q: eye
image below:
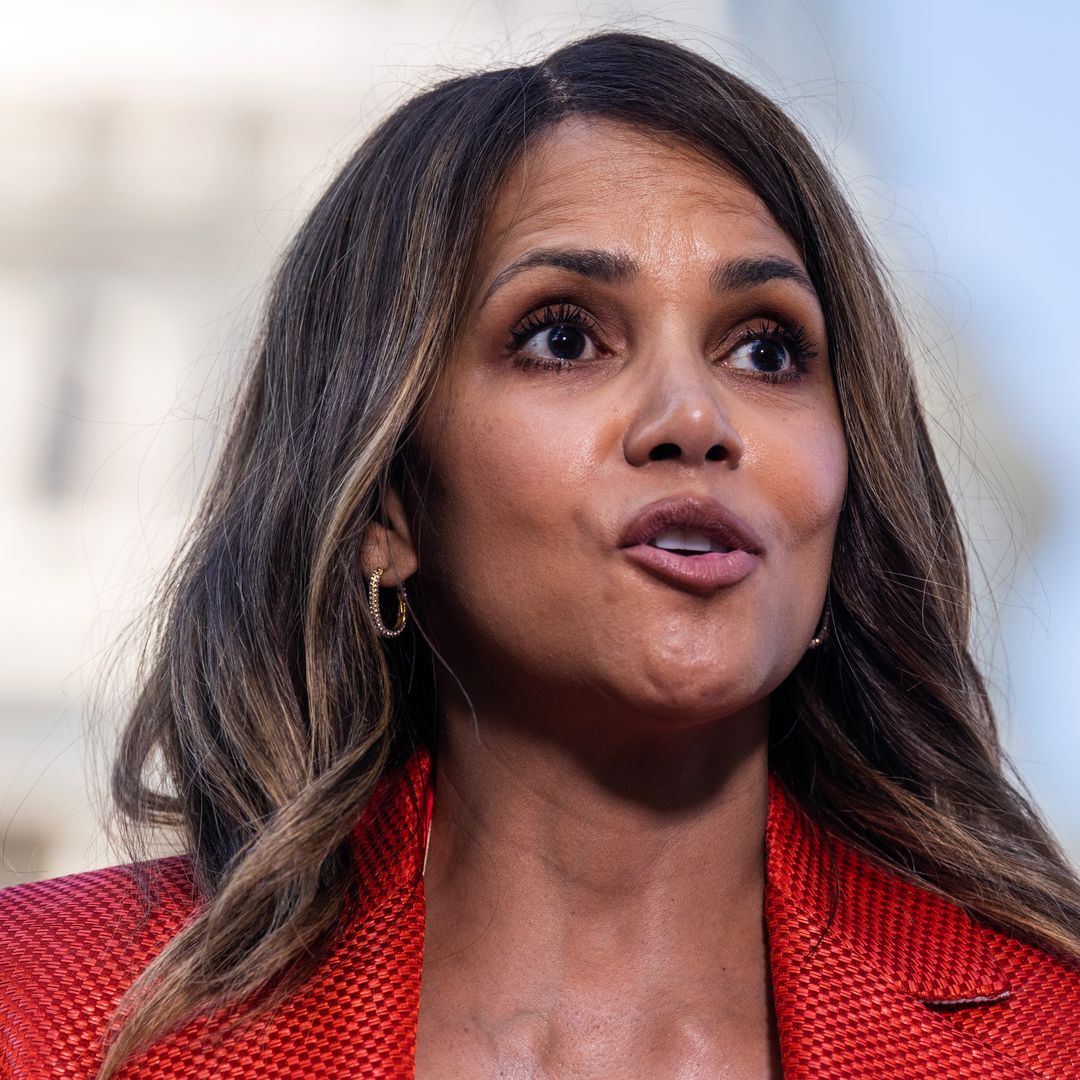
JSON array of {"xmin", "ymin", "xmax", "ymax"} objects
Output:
[
  {"xmin": 523, "ymin": 323, "xmax": 593, "ymax": 362},
  {"xmin": 730, "ymin": 336, "xmax": 792, "ymax": 374},
  {"xmin": 509, "ymin": 302, "xmax": 601, "ymax": 369},
  {"xmin": 726, "ymin": 319, "xmax": 816, "ymax": 382}
]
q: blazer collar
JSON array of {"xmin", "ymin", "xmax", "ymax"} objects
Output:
[
  {"xmin": 351, "ymin": 752, "xmax": 1027, "ymax": 1077},
  {"xmin": 359, "ymin": 750, "xmax": 1009, "ymax": 1006},
  {"xmin": 353, "ymin": 751, "xmax": 1014, "ymax": 1008},
  {"xmin": 764, "ymin": 775, "xmax": 1010, "ymax": 1006},
  {"xmin": 764, "ymin": 777, "xmax": 1034, "ymax": 1079},
  {"xmin": 350, "ymin": 745, "xmax": 433, "ymax": 906}
]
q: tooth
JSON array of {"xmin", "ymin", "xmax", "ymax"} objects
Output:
[{"xmin": 653, "ymin": 529, "xmax": 712, "ymax": 553}]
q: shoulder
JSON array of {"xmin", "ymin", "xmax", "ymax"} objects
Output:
[
  {"xmin": 766, "ymin": 778, "xmax": 1080, "ymax": 1077},
  {"xmin": 0, "ymin": 856, "xmax": 199, "ymax": 968},
  {"xmin": 0, "ymin": 857, "xmax": 200, "ymax": 1078}
]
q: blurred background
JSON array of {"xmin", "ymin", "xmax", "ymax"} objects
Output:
[{"xmin": 2, "ymin": 0, "xmax": 1078, "ymax": 883}]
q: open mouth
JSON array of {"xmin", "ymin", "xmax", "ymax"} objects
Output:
[
  {"xmin": 647, "ymin": 528, "xmax": 733, "ymax": 557},
  {"xmin": 619, "ymin": 496, "xmax": 762, "ymax": 593}
]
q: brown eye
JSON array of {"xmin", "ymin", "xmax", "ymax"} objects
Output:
[
  {"xmin": 724, "ymin": 318, "xmax": 817, "ymax": 382},
  {"xmin": 510, "ymin": 303, "xmax": 602, "ymax": 367},
  {"xmin": 528, "ymin": 324, "xmax": 589, "ymax": 361},
  {"xmin": 730, "ymin": 336, "xmax": 792, "ymax": 374}
]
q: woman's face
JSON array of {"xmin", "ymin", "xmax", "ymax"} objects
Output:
[{"xmin": 406, "ymin": 117, "xmax": 847, "ymax": 736}]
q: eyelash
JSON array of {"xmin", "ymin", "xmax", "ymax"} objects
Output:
[
  {"xmin": 729, "ymin": 318, "xmax": 818, "ymax": 384},
  {"xmin": 506, "ymin": 301, "xmax": 818, "ymax": 381},
  {"xmin": 507, "ymin": 302, "xmax": 600, "ymax": 372}
]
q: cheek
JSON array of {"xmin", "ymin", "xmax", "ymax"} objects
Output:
[
  {"xmin": 414, "ymin": 386, "xmax": 597, "ymax": 606},
  {"xmin": 412, "ymin": 388, "xmax": 618, "ymax": 700},
  {"xmin": 452, "ymin": 413, "xmax": 588, "ymax": 537},
  {"xmin": 747, "ymin": 408, "xmax": 847, "ymax": 552}
]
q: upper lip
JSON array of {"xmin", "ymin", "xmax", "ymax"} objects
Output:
[{"xmin": 619, "ymin": 495, "xmax": 764, "ymax": 554}]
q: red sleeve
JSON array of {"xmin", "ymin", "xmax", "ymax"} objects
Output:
[{"xmin": 0, "ymin": 858, "xmax": 198, "ymax": 1079}]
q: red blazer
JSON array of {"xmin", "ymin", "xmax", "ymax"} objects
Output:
[{"xmin": 2, "ymin": 749, "xmax": 1078, "ymax": 1078}]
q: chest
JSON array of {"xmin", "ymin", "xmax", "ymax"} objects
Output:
[{"xmin": 413, "ymin": 960, "xmax": 783, "ymax": 1080}]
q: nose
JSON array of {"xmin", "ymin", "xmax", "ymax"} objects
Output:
[{"xmin": 622, "ymin": 349, "xmax": 745, "ymax": 469}]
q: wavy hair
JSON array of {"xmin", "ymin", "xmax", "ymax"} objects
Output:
[{"xmin": 102, "ymin": 30, "xmax": 1080, "ymax": 1077}]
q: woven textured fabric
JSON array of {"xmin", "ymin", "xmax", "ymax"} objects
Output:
[
  {"xmin": 2, "ymin": 751, "xmax": 1079, "ymax": 1078},
  {"xmin": 765, "ymin": 778, "xmax": 1080, "ymax": 1077},
  {"xmin": 0, "ymin": 754, "xmax": 430, "ymax": 1079}
]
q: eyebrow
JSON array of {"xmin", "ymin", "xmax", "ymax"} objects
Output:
[
  {"xmin": 481, "ymin": 248, "xmax": 637, "ymax": 306},
  {"xmin": 480, "ymin": 247, "xmax": 818, "ymax": 306},
  {"xmin": 711, "ymin": 255, "xmax": 816, "ymax": 299}
]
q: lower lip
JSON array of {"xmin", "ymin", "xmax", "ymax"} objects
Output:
[{"xmin": 622, "ymin": 544, "xmax": 759, "ymax": 593}]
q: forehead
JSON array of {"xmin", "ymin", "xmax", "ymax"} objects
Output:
[{"xmin": 476, "ymin": 116, "xmax": 804, "ymax": 280}]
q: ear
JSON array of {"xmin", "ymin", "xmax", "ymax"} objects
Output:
[{"xmin": 361, "ymin": 484, "xmax": 419, "ymax": 587}]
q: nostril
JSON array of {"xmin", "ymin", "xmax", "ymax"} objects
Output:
[
  {"xmin": 649, "ymin": 443, "xmax": 681, "ymax": 461},
  {"xmin": 705, "ymin": 444, "xmax": 727, "ymax": 462}
]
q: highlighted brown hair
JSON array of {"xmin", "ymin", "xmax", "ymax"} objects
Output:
[{"xmin": 103, "ymin": 31, "xmax": 1080, "ymax": 1076}]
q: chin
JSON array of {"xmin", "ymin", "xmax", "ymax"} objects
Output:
[{"xmin": 613, "ymin": 656, "xmax": 775, "ymax": 727}]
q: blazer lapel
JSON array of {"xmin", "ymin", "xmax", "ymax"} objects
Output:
[
  {"xmin": 338, "ymin": 746, "xmax": 433, "ymax": 1076},
  {"xmin": 764, "ymin": 777, "xmax": 1037, "ymax": 1078},
  {"xmin": 362, "ymin": 756, "xmax": 1047, "ymax": 1078}
]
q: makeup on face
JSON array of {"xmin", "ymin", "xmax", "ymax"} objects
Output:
[{"xmin": 411, "ymin": 117, "xmax": 846, "ymax": 727}]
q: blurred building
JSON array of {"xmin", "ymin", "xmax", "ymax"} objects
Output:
[{"xmin": 2, "ymin": 0, "xmax": 1074, "ymax": 886}]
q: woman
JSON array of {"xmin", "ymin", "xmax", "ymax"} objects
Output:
[{"xmin": 2, "ymin": 31, "xmax": 1079, "ymax": 1079}]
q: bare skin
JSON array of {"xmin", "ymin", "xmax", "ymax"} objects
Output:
[{"xmin": 364, "ymin": 117, "xmax": 847, "ymax": 1078}]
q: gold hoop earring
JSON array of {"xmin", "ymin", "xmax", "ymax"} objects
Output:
[
  {"xmin": 807, "ymin": 603, "xmax": 831, "ymax": 650},
  {"xmin": 368, "ymin": 568, "xmax": 408, "ymax": 638}
]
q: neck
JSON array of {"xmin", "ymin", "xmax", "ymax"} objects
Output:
[{"xmin": 422, "ymin": 696, "xmax": 771, "ymax": 993}]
